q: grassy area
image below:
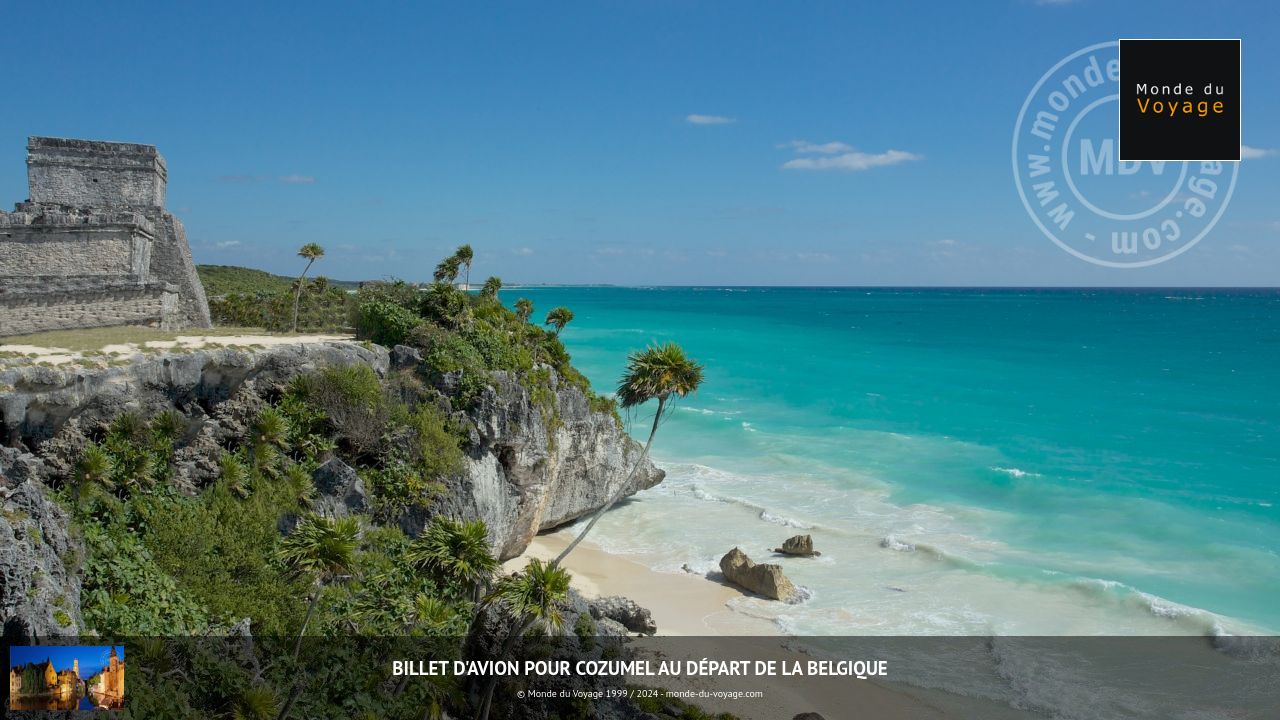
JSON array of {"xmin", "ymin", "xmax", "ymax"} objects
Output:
[
  {"xmin": 198, "ymin": 264, "xmax": 360, "ymax": 297},
  {"xmin": 0, "ymin": 326, "xmax": 276, "ymax": 352}
]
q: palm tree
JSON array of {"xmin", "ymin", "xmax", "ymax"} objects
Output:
[
  {"xmin": 480, "ymin": 276, "xmax": 502, "ymax": 300},
  {"xmin": 291, "ymin": 243, "xmax": 325, "ymax": 333},
  {"xmin": 544, "ymin": 307, "xmax": 574, "ymax": 336},
  {"xmin": 514, "ymin": 298, "xmax": 533, "ymax": 322},
  {"xmin": 275, "ymin": 514, "xmax": 360, "ymax": 720},
  {"xmin": 232, "ymin": 685, "xmax": 280, "ymax": 720},
  {"xmin": 475, "ymin": 559, "xmax": 571, "ymax": 720},
  {"xmin": 455, "ymin": 244, "xmax": 474, "ymax": 292},
  {"xmin": 433, "ymin": 256, "xmax": 461, "ymax": 284},
  {"xmin": 407, "ymin": 516, "xmax": 498, "ymax": 605},
  {"xmin": 277, "ymin": 514, "xmax": 360, "ymax": 655},
  {"xmin": 555, "ymin": 342, "xmax": 703, "ymax": 563}
]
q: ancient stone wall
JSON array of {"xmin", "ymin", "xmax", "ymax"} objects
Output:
[
  {"xmin": 27, "ymin": 136, "xmax": 166, "ymax": 208},
  {"xmin": 0, "ymin": 137, "xmax": 210, "ymax": 337},
  {"xmin": 0, "ymin": 284, "xmax": 176, "ymax": 336},
  {"xmin": 0, "ymin": 212, "xmax": 155, "ymax": 280}
]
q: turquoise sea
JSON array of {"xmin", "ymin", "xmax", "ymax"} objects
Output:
[{"xmin": 512, "ymin": 287, "xmax": 1280, "ymax": 637}]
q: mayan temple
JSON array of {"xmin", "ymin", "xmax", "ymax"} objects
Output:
[{"xmin": 0, "ymin": 136, "xmax": 211, "ymax": 336}]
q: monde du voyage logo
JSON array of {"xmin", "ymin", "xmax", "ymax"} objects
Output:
[{"xmin": 1012, "ymin": 40, "xmax": 1241, "ymax": 268}]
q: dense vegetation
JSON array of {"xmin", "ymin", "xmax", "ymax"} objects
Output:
[
  {"xmin": 51, "ymin": 247, "xmax": 709, "ymax": 719},
  {"xmin": 197, "ymin": 265, "xmax": 359, "ymax": 296}
]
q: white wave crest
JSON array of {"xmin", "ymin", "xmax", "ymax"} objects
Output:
[
  {"xmin": 880, "ymin": 535, "xmax": 915, "ymax": 551},
  {"xmin": 760, "ymin": 511, "xmax": 814, "ymax": 529},
  {"xmin": 991, "ymin": 466, "xmax": 1040, "ymax": 478}
]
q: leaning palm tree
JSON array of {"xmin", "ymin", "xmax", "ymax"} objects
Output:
[
  {"xmin": 475, "ymin": 559, "xmax": 571, "ymax": 720},
  {"xmin": 514, "ymin": 298, "xmax": 533, "ymax": 322},
  {"xmin": 480, "ymin": 276, "xmax": 502, "ymax": 300},
  {"xmin": 544, "ymin": 306, "xmax": 574, "ymax": 336},
  {"xmin": 455, "ymin": 244, "xmax": 474, "ymax": 291},
  {"xmin": 291, "ymin": 243, "xmax": 325, "ymax": 332},
  {"xmin": 555, "ymin": 342, "xmax": 703, "ymax": 563},
  {"xmin": 407, "ymin": 516, "xmax": 498, "ymax": 605},
  {"xmin": 433, "ymin": 255, "xmax": 462, "ymax": 284}
]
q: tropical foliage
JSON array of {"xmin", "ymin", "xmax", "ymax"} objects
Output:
[{"xmin": 59, "ymin": 246, "xmax": 709, "ymax": 719}]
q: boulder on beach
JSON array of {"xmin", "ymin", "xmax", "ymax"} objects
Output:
[
  {"xmin": 774, "ymin": 533, "xmax": 820, "ymax": 557},
  {"xmin": 719, "ymin": 547, "xmax": 798, "ymax": 602},
  {"xmin": 589, "ymin": 595, "xmax": 658, "ymax": 635},
  {"xmin": 793, "ymin": 714, "xmax": 826, "ymax": 720}
]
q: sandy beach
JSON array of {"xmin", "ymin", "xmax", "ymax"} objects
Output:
[{"xmin": 506, "ymin": 528, "xmax": 968, "ymax": 720}]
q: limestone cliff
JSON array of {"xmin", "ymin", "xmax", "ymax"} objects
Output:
[
  {"xmin": 434, "ymin": 367, "xmax": 663, "ymax": 560},
  {"xmin": 0, "ymin": 340, "xmax": 662, "ymax": 637}
]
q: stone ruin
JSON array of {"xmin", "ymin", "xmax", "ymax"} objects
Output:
[{"xmin": 0, "ymin": 136, "xmax": 211, "ymax": 337}]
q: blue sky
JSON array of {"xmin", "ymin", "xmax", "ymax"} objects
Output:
[
  {"xmin": 9, "ymin": 645, "xmax": 123, "ymax": 678},
  {"xmin": 1, "ymin": 1, "xmax": 1276, "ymax": 285}
]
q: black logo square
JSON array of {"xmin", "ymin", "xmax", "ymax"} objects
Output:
[{"xmin": 1119, "ymin": 39, "xmax": 1240, "ymax": 161}]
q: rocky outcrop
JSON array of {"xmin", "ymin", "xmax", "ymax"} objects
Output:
[
  {"xmin": 774, "ymin": 534, "xmax": 820, "ymax": 557},
  {"xmin": 589, "ymin": 595, "xmax": 657, "ymax": 635},
  {"xmin": 1, "ymin": 341, "xmax": 662, "ymax": 563},
  {"xmin": 0, "ymin": 341, "xmax": 389, "ymax": 447},
  {"xmin": 433, "ymin": 368, "xmax": 663, "ymax": 559},
  {"xmin": 0, "ymin": 462, "xmax": 84, "ymax": 640},
  {"xmin": 389, "ymin": 344, "xmax": 423, "ymax": 370},
  {"xmin": 719, "ymin": 547, "xmax": 798, "ymax": 602},
  {"xmin": 311, "ymin": 456, "xmax": 369, "ymax": 519}
]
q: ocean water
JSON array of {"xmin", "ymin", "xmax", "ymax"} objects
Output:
[{"xmin": 511, "ymin": 287, "xmax": 1280, "ymax": 637}]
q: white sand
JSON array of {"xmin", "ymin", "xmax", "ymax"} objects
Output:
[
  {"xmin": 506, "ymin": 528, "xmax": 958, "ymax": 719},
  {"xmin": 0, "ymin": 333, "xmax": 352, "ymax": 366}
]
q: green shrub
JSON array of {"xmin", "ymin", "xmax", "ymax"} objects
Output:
[
  {"xmin": 422, "ymin": 334, "xmax": 491, "ymax": 407},
  {"xmin": 573, "ymin": 613, "xmax": 596, "ymax": 647},
  {"xmin": 361, "ymin": 461, "xmax": 444, "ymax": 521},
  {"xmin": 419, "ymin": 283, "xmax": 470, "ymax": 329},
  {"xmin": 353, "ymin": 279, "xmax": 420, "ymax": 312},
  {"xmin": 295, "ymin": 364, "xmax": 389, "ymax": 456},
  {"xmin": 209, "ymin": 282, "xmax": 352, "ymax": 332},
  {"xmin": 355, "ymin": 300, "xmax": 420, "ymax": 347},
  {"xmin": 401, "ymin": 402, "xmax": 465, "ymax": 478},
  {"xmin": 139, "ymin": 472, "xmax": 308, "ymax": 636},
  {"xmin": 79, "ymin": 514, "xmax": 210, "ymax": 635}
]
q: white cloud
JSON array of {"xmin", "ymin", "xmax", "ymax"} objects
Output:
[
  {"xmin": 215, "ymin": 240, "xmax": 241, "ymax": 249},
  {"xmin": 686, "ymin": 114, "xmax": 736, "ymax": 125},
  {"xmin": 779, "ymin": 140, "xmax": 854, "ymax": 154},
  {"xmin": 278, "ymin": 174, "xmax": 316, "ymax": 184},
  {"xmin": 1241, "ymin": 145, "xmax": 1275, "ymax": 160},
  {"xmin": 782, "ymin": 148, "xmax": 922, "ymax": 171},
  {"xmin": 513, "ymin": 247, "xmax": 534, "ymax": 256}
]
